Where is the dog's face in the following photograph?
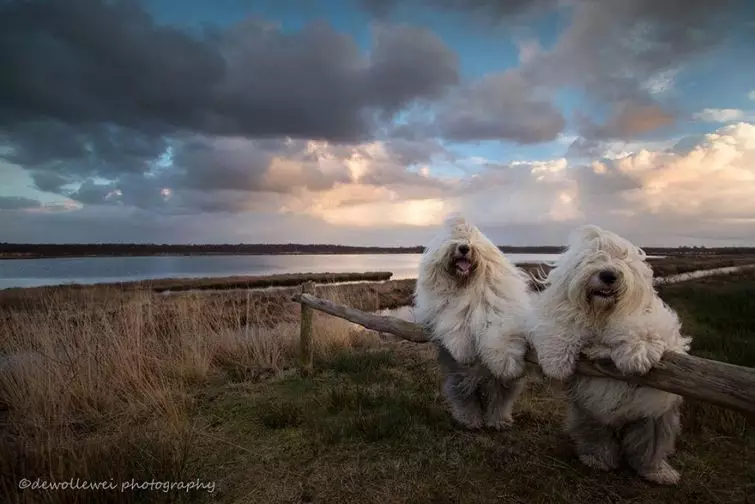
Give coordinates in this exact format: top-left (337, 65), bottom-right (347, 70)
top-left (444, 238), bottom-right (478, 282)
top-left (552, 225), bottom-right (654, 317)
top-left (419, 215), bottom-right (492, 289)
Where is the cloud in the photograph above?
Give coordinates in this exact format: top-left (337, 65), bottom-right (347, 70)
top-left (360, 0), bottom-right (560, 22)
top-left (513, 33), bottom-right (543, 64)
top-left (0, 196), bottom-right (41, 210)
top-left (2, 121), bottom-right (169, 196)
top-left (578, 102), bottom-right (675, 140)
top-left (640, 68), bottom-right (679, 95)
top-left (570, 122), bottom-right (755, 244)
top-left (0, 0), bottom-right (464, 216)
top-left (0, 195), bottom-right (82, 213)
top-left (1, 0), bottom-right (754, 247)
top-left (0, 0), bottom-right (459, 144)
top-left (309, 197), bottom-right (448, 228)
top-left (433, 71), bottom-right (565, 143)
top-left (366, 24), bottom-right (460, 112)
top-left (26, 134), bottom-right (455, 217)
top-left (519, 0), bottom-right (740, 114)
top-left (447, 158), bottom-right (581, 227)
top-left (749, 90), bottom-right (755, 100)
top-left (3, 124), bottom-right (755, 245)
top-left (693, 108), bottom-right (746, 123)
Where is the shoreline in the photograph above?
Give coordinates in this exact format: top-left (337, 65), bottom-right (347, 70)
top-left (3, 245), bottom-right (754, 261)
top-left (5, 255), bottom-right (755, 293)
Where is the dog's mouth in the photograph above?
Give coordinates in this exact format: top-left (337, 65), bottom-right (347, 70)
top-left (588, 288), bottom-right (617, 302)
top-left (454, 258), bottom-right (473, 277)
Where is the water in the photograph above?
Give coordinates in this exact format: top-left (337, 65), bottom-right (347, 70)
top-left (0, 253), bottom-right (560, 289)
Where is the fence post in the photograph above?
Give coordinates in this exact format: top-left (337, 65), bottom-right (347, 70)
top-left (299, 281), bottom-right (315, 376)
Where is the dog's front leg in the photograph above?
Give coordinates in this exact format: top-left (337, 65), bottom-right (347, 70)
top-left (477, 322), bottom-right (527, 381)
top-left (602, 320), bottom-right (667, 375)
top-left (441, 330), bottom-right (477, 366)
top-left (529, 321), bottom-right (587, 381)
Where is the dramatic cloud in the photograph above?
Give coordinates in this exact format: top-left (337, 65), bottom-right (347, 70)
top-left (361, 0), bottom-right (560, 22)
top-left (448, 158), bottom-right (580, 226)
top-left (3, 124), bottom-right (755, 245)
top-left (693, 108), bottom-right (746, 123)
top-left (578, 103), bottom-right (675, 140)
top-left (2, 121), bottom-right (169, 194)
top-left (433, 71), bottom-right (565, 143)
top-left (0, 0), bottom-right (465, 217)
top-left (0, 0), bottom-right (458, 144)
top-left (0, 196), bottom-right (41, 211)
top-left (593, 122), bottom-right (755, 219)
top-left (1, 0), bottom-right (753, 247)
top-left (520, 0), bottom-right (737, 101)
top-left (26, 134), bottom-right (456, 217)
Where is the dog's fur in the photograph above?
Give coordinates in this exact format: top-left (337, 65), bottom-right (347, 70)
top-left (527, 224), bottom-right (691, 485)
top-left (414, 214), bottom-right (532, 429)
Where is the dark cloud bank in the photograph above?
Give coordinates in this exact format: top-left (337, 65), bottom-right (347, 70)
top-left (0, 0), bottom-right (750, 244)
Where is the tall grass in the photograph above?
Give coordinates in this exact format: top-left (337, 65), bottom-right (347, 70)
top-left (0, 286), bottom-right (381, 503)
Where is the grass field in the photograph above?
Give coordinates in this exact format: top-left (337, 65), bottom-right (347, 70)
top-left (1, 264), bottom-right (753, 503)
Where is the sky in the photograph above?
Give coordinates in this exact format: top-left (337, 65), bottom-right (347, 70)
top-left (1, 0), bottom-right (755, 247)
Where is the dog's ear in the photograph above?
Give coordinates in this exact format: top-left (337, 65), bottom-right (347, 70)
top-left (568, 224), bottom-right (604, 247)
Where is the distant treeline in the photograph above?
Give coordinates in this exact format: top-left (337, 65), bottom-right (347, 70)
top-left (1, 243), bottom-right (755, 259)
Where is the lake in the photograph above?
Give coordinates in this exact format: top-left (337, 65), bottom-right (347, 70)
top-left (0, 253), bottom-right (561, 290)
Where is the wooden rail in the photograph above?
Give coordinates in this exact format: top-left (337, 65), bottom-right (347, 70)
top-left (293, 291), bottom-right (755, 416)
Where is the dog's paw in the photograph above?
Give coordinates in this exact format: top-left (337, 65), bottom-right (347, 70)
top-left (537, 356), bottom-right (575, 381)
top-left (485, 415), bottom-right (514, 430)
top-left (454, 415), bottom-right (484, 430)
top-left (639, 461), bottom-right (681, 486)
top-left (611, 333), bottom-right (665, 375)
top-left (448, 403), bottom-right (484, 430)
top-left (492, 353), bottom-right (526, 381)
top-left (577, 454), bottom-right (616, 472)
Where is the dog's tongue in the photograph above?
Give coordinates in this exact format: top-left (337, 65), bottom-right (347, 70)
top-left (456, 258), bottom-right (471, 273)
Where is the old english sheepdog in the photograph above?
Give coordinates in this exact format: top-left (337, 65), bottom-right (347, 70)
top-left (414, 214), bottom-right (533, 430)
top-left (528, 224), bottom-right (691, 485)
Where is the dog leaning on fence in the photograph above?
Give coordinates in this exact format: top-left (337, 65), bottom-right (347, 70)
top-left (527, 224), bottom-right (692, 485)
top-left (413, 214), bottom-right (533, 430)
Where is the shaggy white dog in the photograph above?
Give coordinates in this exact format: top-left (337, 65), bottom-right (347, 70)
top-left (528, 224), bottom-right (691, 485)
top-left (414, 214), bottom-right (533, 429)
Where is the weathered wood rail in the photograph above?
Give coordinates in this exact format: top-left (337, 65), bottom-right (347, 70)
top-left (292, 282), bottom-right (755, 416)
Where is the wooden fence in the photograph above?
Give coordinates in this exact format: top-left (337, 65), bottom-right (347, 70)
top-left (292, 281), bottom-right (755, 416)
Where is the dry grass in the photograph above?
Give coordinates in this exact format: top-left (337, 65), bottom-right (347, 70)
top-left (0, 285), bottom-right (385, 503)
top-left (1, 264), bottom-right (753, 503)
top-left (187, 271), bottom-right (755, 504)
top-left (0, 271), bottom-right (393, 295)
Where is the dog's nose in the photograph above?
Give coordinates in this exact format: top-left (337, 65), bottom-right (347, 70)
top-left (458, 244), bottom-right (470, 255)
top-left (599, 270), bottom-right (617, 285)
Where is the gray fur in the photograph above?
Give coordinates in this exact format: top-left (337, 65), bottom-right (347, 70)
top-left (437, 344), bottom-right (525, 429)
top-left (565, 402), bottom-right (621, 471)
top-left (621, 404), bottom-right (681, 475)
top-left (565, 377), bottom-right (682, 482)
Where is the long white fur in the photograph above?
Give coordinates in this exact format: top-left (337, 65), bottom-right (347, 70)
top-left (528, 224), bottom-right (690, 386)
top-left (414, 213), bottom-right (533, 381)
top-left (527, 224), bottom-right (691, 484)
